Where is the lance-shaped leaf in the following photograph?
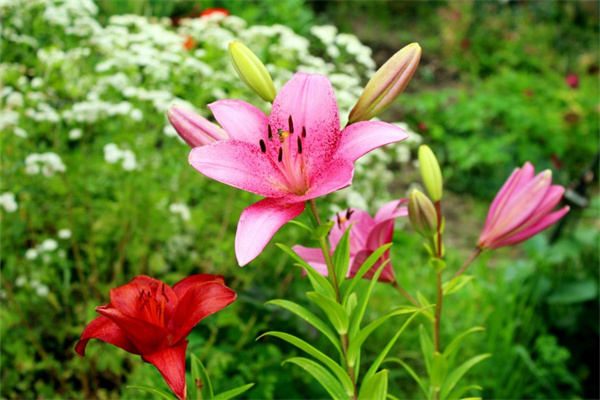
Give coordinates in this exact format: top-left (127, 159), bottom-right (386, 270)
top-left (447, 385), bottom-right (483, 400)
top-left (277, 243), bottom-right (336, 299)
top-left (358, 369), bottom-right (388, 400)
top-left (258, 332), bottom-right (354, 397)
top-left (265, 299), bottom-right (342, 357)
top-left (127, 386), bottom-right (177, 400)
top-left (191, 354), bottom-right (213, 400)
top-left (213, 383), bottom-right (255, 400)
top-left (283, 357), bottom-right (350, 400)
top-left (384, 358), bottom-right (429, 399)
top-left (440, 354), bottom-right (491, 400)
top-left (332, 223), bottom-right (352, 287)
top-left (431, 352), bottom-right (448, 393)
top-left (442, 275), bottom-right (475, 296)
top-left (419, 325), bottom-right (435, 377)
top-left (443, 327), bottom-right (485, 360)
top-left (306, 292), bottom-right (349, 334)
top-left (348, 263), bottom-right (386, 339)
top-left (342, 244), bottom-right (391, 306)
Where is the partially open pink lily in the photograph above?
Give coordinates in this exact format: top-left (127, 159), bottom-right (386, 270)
top-left (187, 73), bottom-right (408, 265)
top-left (292, 199), bottom-right (408, 283)
top-left (167, 106), bottom-right (229, 147)
top-left (478, 162), bottom-right (569, 250)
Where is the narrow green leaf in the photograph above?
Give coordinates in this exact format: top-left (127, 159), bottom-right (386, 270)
top-left (387, 394), bottom-right (400, 400)
top-left (430, 352), bottom-right (448, 391)
top-left (345, 292), bottom-right (358, 316)
top-left (342, 244), bottom-right (392, 306)
top-left (277, 243), bottom-right (336, 299)
top-left (443, 327), bottom-right (485, 360)
top-left (306, 291), bottom-right (349, 334)
top-left (311, 221), bottom-right (335, 240)
top-left (447, 385), bottom-right (482, 400)
top-left (213, 383), bottom-right (255, 400)
top-left (191, 354), bottom-right (213, 399)
top-left (265, 299), bottom-right (342, 357)
top-left (419, 325), bottom-right (434, 377)
top-left (347, 308), bottom-right (417, 368)
top-left (348, 263), bottom-right (387, 339)
top-left (358, 369), bottom-right (388, 400)
top-left (288, 219), bottom-right (312, 232)
top-left (442, 275), bottom-right (475, 296)
top-left (440, 354), bottom-right (491, 400)
top-left (362, 306), bottom-right (433, 384)
top-left (258, 332), bottom-right (354, 397)
top-left (283, 357), bottom-right (350, 400)
top-left (332, 224), bottom-right (353, 287)
top-left (384, 358), bottom-right (428, 398)
top-left (127, 385), bottom-right (177, 400)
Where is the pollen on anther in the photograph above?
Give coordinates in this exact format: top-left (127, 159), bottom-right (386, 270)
top-left (278, 147), bottom-right (283, 162)
top-left (268, 125), bottom-right (273, 140)
top-left (288, 115), bottom-right (294, 133)
top-left (259, 139), bottom-right (266, 153)
top-left (297, 136), bottom-right (302, 154)
top-left (302, 126), bottom-right (306, 138)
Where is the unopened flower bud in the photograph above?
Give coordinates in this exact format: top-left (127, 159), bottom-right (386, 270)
top-left (228, 41), bottom-right (277, 103)
top-left (408, 189), bottom-right (438, 239)
top-left (167, 106), bottom-right (228, 147)
top-left (418, 145), bottom-right (443, 202)
top-left (348, 42), bottom-right (421, 123)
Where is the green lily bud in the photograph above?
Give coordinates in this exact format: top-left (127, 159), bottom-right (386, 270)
top-left (418, 145), bottom-right (443, 202)
top-left (348, 42), bottom-right (421, 123)
top-left (228, 40), bottom-right (277, 103)
top-left (408, 189), bottom-right (438, 239)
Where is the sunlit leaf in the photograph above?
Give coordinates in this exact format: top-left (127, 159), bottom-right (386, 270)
top-left (358, 369), bottom-right (388, 400)
top-left (348, 263), bottom-right (386, 339)
top-left (430, 352), bottom-right (447, 392)
top-left (419, 325), bottom-right (434, 377)
top-left (332, 224), bottom-right (352, 287)
top-left (443, 327), bottom-right (485, 360)
top-left (306, 291), bottom-right (349, 334)
top-left (442, 275), bottom-right (475, 296)
top-left (213, 383), bottom-right (255, 400)
top-left (191, 353), bottom-right (213, 399)
top-left (342, 244), bottom-right (391, 306)
top-left (277, 243), bottom-right (336, 299)
top-left (440, 354), bottom-right (491, 400)
top-left (283, 357), bottom-right (350, 400)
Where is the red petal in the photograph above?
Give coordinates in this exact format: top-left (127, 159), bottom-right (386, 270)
top-left (75, 314), bottom-right (140, 356)
top-left (169, 282), bottom-right (236, 344)
top-left (109, 275), bottom-right (178, 324)
top-left (142, 341), bottom-right (188, 400)
top-left (97, 305), bottom-right (170, 355)
top-left (171, 275), bottom-right (224, 299)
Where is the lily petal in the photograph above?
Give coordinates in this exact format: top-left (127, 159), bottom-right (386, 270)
top-left (374, 199), bottom-right (409, 223)
top-left (269, 73), bottom-right (340, 168)
top-left (170, 281), bottom-right (236, 343)
top-left (292, 158), bottom-right (355, 202)
top-left (172, 274), bottom-right (225, 298)
top-left (292, 245), bottom-right (328, 276)
top-left (235, 198), bottom-right (305, 266)
top-left (208, 99), bottom-right (268, 144)
top-left (338, 121), bottom-right (408, 163)
top-left (189, 140), bottom-right (288, 198)
top-left (109, 276), bottom-right (178, 323)
top-left (75, 314), bottom-right (140, 356)
top-left (142, 341), bottom-right (188, 400)
top-left (329, 209), bottom-right (374, 250)
top-left (351, 249), bottom-right (395, 283)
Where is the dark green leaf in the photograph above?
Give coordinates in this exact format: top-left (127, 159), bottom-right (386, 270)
top-left (546, 280), bottom-right (598, 304)
top-left (283, 357), bottom-right (350, 400)
top-left (384, 358), bottom-right (429, 398)
top-left (440, 354), bottom-right (491, 400)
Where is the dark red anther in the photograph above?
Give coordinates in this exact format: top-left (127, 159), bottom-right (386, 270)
top-left (288, 115), bottom-right (294, 133)
top-left (268, 125), bottom-right (273, 140)
top-left (297, 136), bottom-right (302, 154)
top-left (302, 126), bottom-right (306, 138)
top-left (278, 147), bottom-right (283, 162)
top-left (260, 139), bottom-right (266, 153)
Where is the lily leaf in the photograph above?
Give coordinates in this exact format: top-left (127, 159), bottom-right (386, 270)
top-left (384, 358), bottom-right (429, 399)
top-left (442, 275), bottom-right (475, 296)
top-left (342, 244), bottom-right (391, 306)
top-left (283, 357), bottom-right (350, 400)
top-left (332, 223), bottom-right (352, 287)
top-left (440, 354), bottom-right (491, 400)
top-left (447, 385), bottom-right (482, 400)
top-left (358, 369), bottom-right (388, 400)
top-left (265, 299), bottom-right (342, 357)
top-left (345, 292), bottom-right (358, 316)
top-left (306, 291), bottom-right (349, 334)
top-left (430, 352), bottom-right (448, 392)
top-left (347, 308), bottom-right (418, 368)
top-left (311, 221), bottom-right (335, 240)
top-left (288, 219), bottom-right (313, 232)
top-left (277, 243), bottom-right (336, 299)
top-left (127, 385), bottom-right (176, 400)
top-left (419, 325), bottom-right (434, 377)
top-left (213, 383), bottom-right (255, 400)
top-left (348, 263), bottom-right (386, 339)
top-left (443, 327), bottom-right (485, 360)
top-left (191, 354), bottom-right (213, 399)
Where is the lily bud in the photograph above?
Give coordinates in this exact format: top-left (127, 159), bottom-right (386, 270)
top-left (408, 189), bottom-right (438, 239)
top-left (418, 145), bottom-right (443, 202)
top-left (228, 40), bottom-right (277, 103)
top-left (348, 42), bottom-right (421, 123)
top-left (167, 106), bottom-right (228, 147)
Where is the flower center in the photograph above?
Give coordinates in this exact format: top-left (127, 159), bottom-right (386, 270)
top-left (137, 281), bottom-right (169, 326)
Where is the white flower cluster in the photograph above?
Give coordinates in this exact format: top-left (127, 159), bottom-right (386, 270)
top-left (169, 203), bottom-right (191, 221)
top-left (103, 143), bottom-right (137, 171)
top-left (25, 153), bottom-right (66, 176)
top-left (15, 275), bottom-right (50, 297)
top-left (0, 192), bottom-right (18, 213)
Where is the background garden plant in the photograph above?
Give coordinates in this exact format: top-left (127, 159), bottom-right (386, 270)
top-left (1, 0), bottom-right (598, 399)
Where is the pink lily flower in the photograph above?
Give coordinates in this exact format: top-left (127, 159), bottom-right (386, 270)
top-left (292, 199), bottom-right (408, 283)
top-left (478, 162), bottom-right (569, 250)
top-left (167, 106), bottom-right (229, 147)
top-left (187, 72), bottom-right (408, 266)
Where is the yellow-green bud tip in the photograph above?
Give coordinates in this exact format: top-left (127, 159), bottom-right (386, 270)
top-left (228, 40), bottom-right (277, 103)
top-left (418, 145), bottom-right (443, 202)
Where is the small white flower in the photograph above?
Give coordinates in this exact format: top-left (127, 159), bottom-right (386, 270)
top-left (25, 163), bottom-right (40, 175)
top-left (31, 77), bottom-right (44, 89)
top-left (0, 192), bottom-right (18, 213)
top-left (163, 124), bottom-right (177, 137)
top-left (14, 127), bottom-right (27, 137)
top-left (40, 239), bottom-right (58, 252)
top-left (25, 248), bottom-right (38, 260)
top-left (68, 128), bottom-right (82, 140)
top-left (58, 229), bottom-right (71, 239)
top-left (130, 108), bottom-right (143, 121)
top-left (169, 203), bottom-right (191, 221)
top-left (15, 276), bottom-right (27, 287)
top-left (121, 150), bottom-right (137, 171)
top-left (103, 143), bottom-right (122, 163)
top-left (35, 284), bottom-right (50, 297)
top-left (6, 91), bottom-right (24, 107)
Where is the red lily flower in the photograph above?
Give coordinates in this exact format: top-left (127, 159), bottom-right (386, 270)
top-left (75, 275), bottom-right (236, 400)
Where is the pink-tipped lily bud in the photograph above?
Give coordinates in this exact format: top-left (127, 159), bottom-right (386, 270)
top-left (419, 145), bottom-right (443, 202)
top-left (408, 189), bottom-right (438, 239)
top-left (478, 162), bottom-right (570, 250)
top-left (167, 106), bottom-right (228, 147)
top-left (228, 41), bottom-right (277, 103)
top-left (348, 42), bottom-right (421, 124)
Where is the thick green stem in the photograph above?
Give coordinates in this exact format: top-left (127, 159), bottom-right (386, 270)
top-left (434, 270), bottom-right (443, 352)
top-left (453, 247), bottom-right (483, 278)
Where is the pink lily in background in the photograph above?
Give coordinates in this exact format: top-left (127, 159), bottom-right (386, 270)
top-left (478, 162), bottom-right (569, 250)
top-left (185, 72), bottom-right (408, 265)
top-left (167, 106), bottom-right (229, 147)
top-left (293, 199), bottom-right (408, 283)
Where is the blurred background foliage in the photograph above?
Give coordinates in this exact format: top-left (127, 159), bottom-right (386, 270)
top-left (1, 0), bottom-right (598, 399)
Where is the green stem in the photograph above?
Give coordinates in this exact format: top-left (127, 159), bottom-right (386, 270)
top-left (434, 200), bottom-right (443, 258)
top-left (392, 281), bottom-right (422, 308)
top-left (434, 270), bottom-right (443, 352)
top-left (453, 247), bottom-right (483, 278)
